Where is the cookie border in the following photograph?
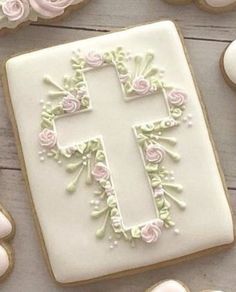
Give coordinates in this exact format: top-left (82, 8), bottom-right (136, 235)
top-left (1, 20), bottom-right (235, 286)
top-left (0, 0), bottom-right (90, 37)
top-left (145, 279), bottom-right (190, 292)
top-left (0, 204), bottom-right (15, 282)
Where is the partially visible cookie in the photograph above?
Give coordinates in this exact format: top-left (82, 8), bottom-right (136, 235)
top-left (221, 41), bottom-right (236, 89)
top-left (163, 0), bottom-right (236, 13)
top-left (146, 280), bottom-right (190, 292)
top-left (0, 0), bottom-right (89, 35)
top-left (0, 204), bottom-right (15, 281)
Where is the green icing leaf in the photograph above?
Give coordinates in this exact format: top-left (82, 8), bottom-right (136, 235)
top-left (77, 143), bottom-right (87, 154)
top-left (95, 150), bottom-right (105, 161)
top-left (145, 163), bottom-right (159, 173)
top-left (131, 226), bottom-right (141, 239)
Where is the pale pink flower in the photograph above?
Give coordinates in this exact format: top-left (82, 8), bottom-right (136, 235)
top-left (62, 95), bottom-right (80, 113)
top-left (92, 162), bottom-right (109, 181)
top-left (2, 0), bottom-right (29, 21)
top-left (145, 144), bottom-right (165, 163)
top-left (29, 0), bottom-right (73, 18)
top-left (132, 76), bottom-right (151, 95)
top-left (141, 219), bottom-right (163, 243)
top-left (39, 128), bottom-right (57, 149)
top-left (85, 51), bottom-right (104, 67)
top-left (168, 89), bottom-right (188, 107)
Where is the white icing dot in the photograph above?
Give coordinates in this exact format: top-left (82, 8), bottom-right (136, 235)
top-left (40, 157), bottom-right (45, 162)
top-left (110, 245), bottom-right (114, 250)
top-left (158, 132), bottom-right (162, 136)
top-left (57, 160), bottom-right (62, 165)
top-left (170, 176), bottom-right (175, 181)
top-left (90, 200), bottom-right (94, 205)
top-left (82, 161), bottom-right (87, 166)
top-left (174, 228), bottom-right (180, 235)
top-left (95, 200), bottom-right (100, 205)
top-left (46, 101), bottom-right (51, 105)
top-left (170, 171), bottom-right (174, 175)
top-left (183, 117), bottom-right (187, 123)
top-left (38, 151), bottom-right (42, 155)
top-left (94, 206), bottom-right (99, 210)
top-left (187, 113), bottom-right (192, 119)
top-left (42, 105), bottom-right (46, 110)
top-left (188, 121), bottom-right (193, 127)
top-left (164, 177), bottom-right (169, 181)
top-left (114, 240), bottom-right (118, 246)
top-left (39, 99), bottom-right (44, 104)
top-left (108, 236), bottom-right (112, 241)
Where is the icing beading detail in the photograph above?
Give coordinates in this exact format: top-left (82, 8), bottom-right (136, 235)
top-left (38, 47), bottom-right (190, 246)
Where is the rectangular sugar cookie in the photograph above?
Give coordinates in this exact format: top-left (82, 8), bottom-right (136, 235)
top-left (2, 20), bottom-right (234, 285)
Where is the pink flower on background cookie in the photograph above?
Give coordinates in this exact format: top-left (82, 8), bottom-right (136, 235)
top-left (2, 0), bottom-right (29, 21)
top-left (62, 95), bottom-right (81, 113)
top-left (168, 89), bottom-right (188, 107)
top-left (29, 0), bottom-right (73, 18)
top-left (141, 219), bottom-right (163, 243)
top-left (85, 51), bottom-right (104, 67)
top-left (92, 162), bottom-right (110, 181)
top-left (132, 76), bottom-right (151, 95)
top-left (145, 144), bottom-right (165, 163)
top-left (39, 128), bottom-right (57, 148)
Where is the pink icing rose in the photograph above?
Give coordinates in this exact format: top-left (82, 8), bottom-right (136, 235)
top-left (92, 162), bottom-right (109, 181)
top-left (141, 219), bottom-right (163, 243)
top-left (168, 89), bottom-right (188, 107)
top-left (145, 144), bottom-right (165, 163)
top-left (2, 0), bottom-right (29, 21)
top-left (154, 186), bottom-right (164, 198)
top-left (62, 95), bottom-right (80, 113)
top-left (29, 0), bottom-right (73, 18)
top-left (132, 76), bottom-right (151, 95)
top-left (39, 128), bottom-right (57, 148)
top-left (85, 51), bottom-right (104, 67)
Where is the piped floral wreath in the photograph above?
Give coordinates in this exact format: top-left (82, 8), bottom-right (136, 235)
top-left (0, 0), bottom-right (73, 23)
top-left (38, 47), bottom-right (190, 246)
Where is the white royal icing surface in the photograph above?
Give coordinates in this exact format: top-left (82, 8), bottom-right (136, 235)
top-left (5, 21), bottom-right (234, 284)
top-left (0, 245), bottom-right (9, 278)
top-left (0, 212), bottom-right (12, 239)
top-left (223, 40), bottom-right (236, 85)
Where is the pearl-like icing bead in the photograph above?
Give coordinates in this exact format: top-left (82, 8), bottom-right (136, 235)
top-left (174, 228), bottom-right (180, 235)
top-left (0, 212), bottom-right (12, 239)
top-left (40, 157), bottom-right (45, 162)
top-left (0, 245), bottom-right (10, 278)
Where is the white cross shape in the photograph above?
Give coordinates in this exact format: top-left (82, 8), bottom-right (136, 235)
top-left (55, 65), bottom-right (171, 228)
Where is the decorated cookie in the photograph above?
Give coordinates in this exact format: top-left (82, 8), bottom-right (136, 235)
top-left (146, 280), bottom-right (224, 292)
top-left (164, 0), bottom-right (236, 13)
top-left (0, 205), bottom-right (15, 281)
top-left (2, 20), bottom-right (234, 285)
top-left (221, 41), bottom-right (236, 88)
top-left (0, 0), bottom-right (89, 34)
